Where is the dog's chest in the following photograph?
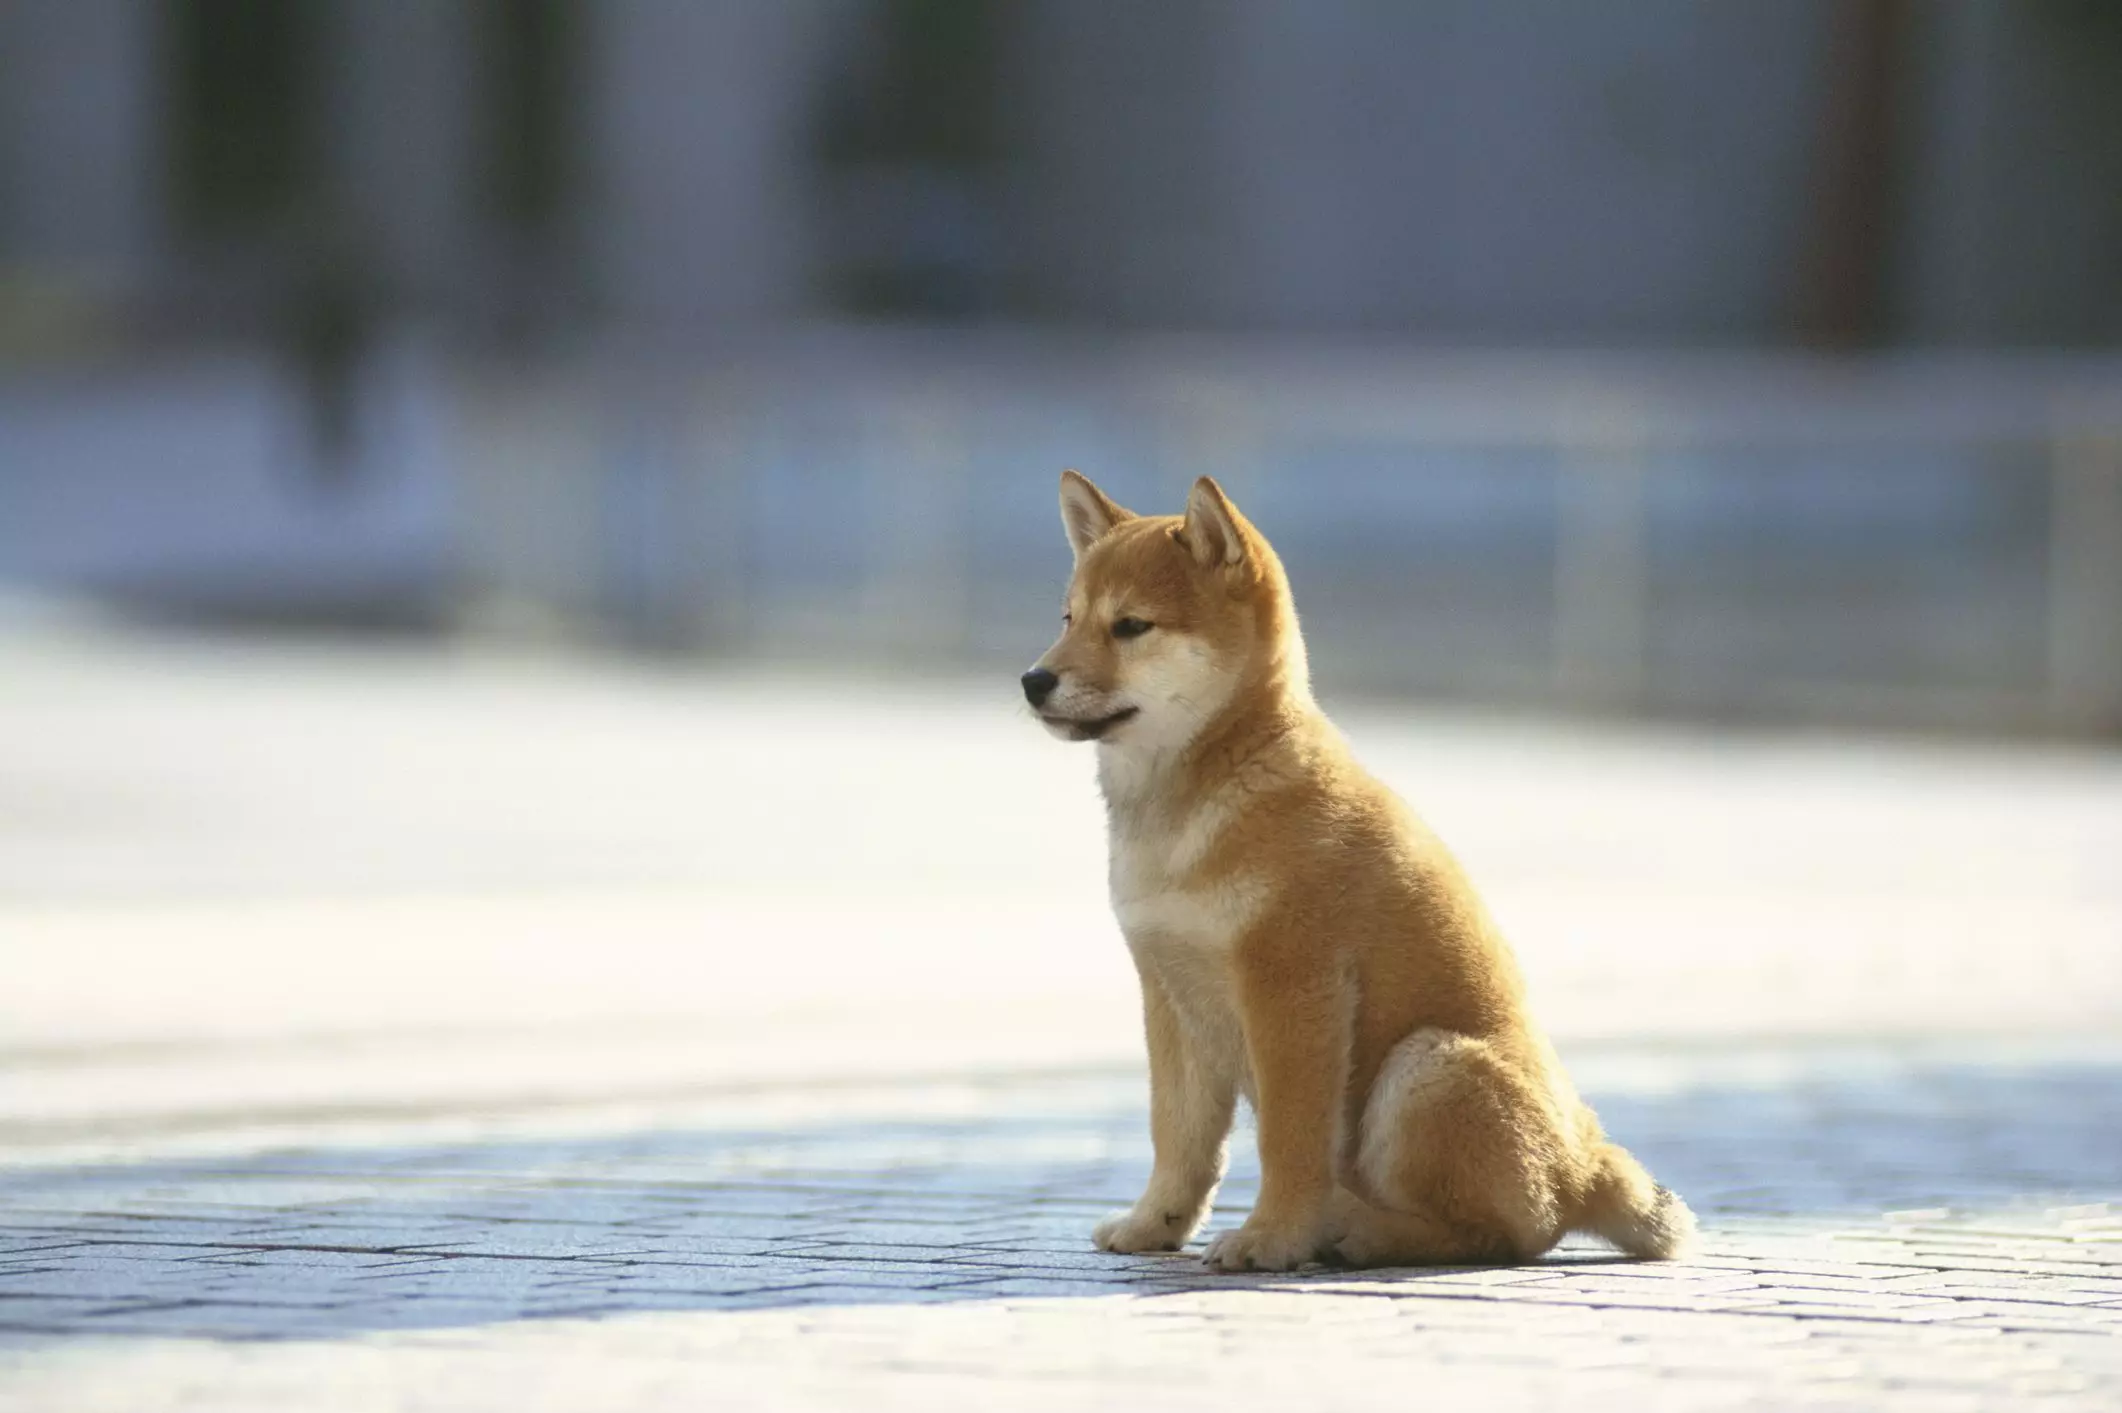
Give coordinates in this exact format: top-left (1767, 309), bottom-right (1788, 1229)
top-left (1107, 805), bottom-right (1264, 1091)
top-left (1106, 806), bottom-right (1260, 955)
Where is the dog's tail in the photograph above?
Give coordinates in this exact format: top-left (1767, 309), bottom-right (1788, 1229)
top-left (1571, 1142), bottom-right (1696, 1259)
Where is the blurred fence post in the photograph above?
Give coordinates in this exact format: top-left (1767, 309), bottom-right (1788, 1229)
top-left (451, 359), bottom-right (603, 639)
top-left (1156, 373), bottom-right (1260, 514)
top-left (863, 392), bottom-right (973, 659)
top-left (687, 374), bottom-right (758, 653)
top-left (2045, 420), bottom-right (2122, 733)
top-left (597, 365), bottom-right (724, 650)
top-left (1552, 403), bottom-right (1651, 710)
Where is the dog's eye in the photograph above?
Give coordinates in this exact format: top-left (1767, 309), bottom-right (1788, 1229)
top-left (1062, 613), bottom-right (1073, 627)
top-left (1112, 617), bottom-right (1153, 640)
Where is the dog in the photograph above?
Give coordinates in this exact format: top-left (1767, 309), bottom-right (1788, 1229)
top-left (1023, 469), bottom-right (1695, 1272)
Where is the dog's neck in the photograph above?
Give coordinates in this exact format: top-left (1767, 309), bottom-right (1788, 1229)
top-left (1095, 666), bottom-right (1315, 827)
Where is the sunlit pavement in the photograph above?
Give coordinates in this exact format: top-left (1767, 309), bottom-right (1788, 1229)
top-left (3, 626), bottom-right (2121, 1410)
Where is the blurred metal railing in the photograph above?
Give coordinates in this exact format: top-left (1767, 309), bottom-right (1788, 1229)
top-left (450, 341), bottom-right (2122, 735)
top-left (2049, 424), bottom-right (2122, 731)
top-left (8, 338), bottom-right (2112, 734)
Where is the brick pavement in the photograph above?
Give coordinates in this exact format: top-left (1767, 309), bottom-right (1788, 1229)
top-left (4, 1050), bottom-right (2121, 1410)
top-left (3, 630), bottom-right (2121, 1409)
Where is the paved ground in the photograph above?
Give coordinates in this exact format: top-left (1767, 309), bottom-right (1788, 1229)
top-left (4, 1058), bottom-right (2121, 1411)
top-left (3, 625), bottom-right (2121, 1410)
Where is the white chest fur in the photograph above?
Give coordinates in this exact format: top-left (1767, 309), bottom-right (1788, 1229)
top-left (1106, 786), bottom-right (1265, 951)
top-left (1105, 792), bottom-right (1268, 1097)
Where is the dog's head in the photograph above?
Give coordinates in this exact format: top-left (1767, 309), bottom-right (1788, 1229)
top-left (1022, 470), bottom-right (1302, 753)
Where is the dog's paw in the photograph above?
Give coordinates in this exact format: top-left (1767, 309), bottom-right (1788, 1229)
top-left (1321, 1226), bottom-right (1387, 1270)
top-left (1092, 1207), bottom-right (1193, 1254)
top-left (1201, 1220), bottom-right (1327, 1273)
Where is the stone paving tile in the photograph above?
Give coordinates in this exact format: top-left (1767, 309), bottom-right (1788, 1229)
top-left (3, 1049), bottom-right (2121, 1409)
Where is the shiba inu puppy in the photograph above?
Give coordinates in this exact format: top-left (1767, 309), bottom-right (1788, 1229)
top-left (1023, 470), bottom-right (1694, 1272)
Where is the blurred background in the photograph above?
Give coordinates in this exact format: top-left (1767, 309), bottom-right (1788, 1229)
top-left (3, 0), bottom-right (2121, 731)
top-left (4, 13), bottom-right (2122, 1385)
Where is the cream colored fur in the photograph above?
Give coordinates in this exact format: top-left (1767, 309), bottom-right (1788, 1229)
top-left (1031, 469), bottom-right (1696, 1271)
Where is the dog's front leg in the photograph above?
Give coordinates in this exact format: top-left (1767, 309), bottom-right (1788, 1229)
top-left (1202, 957), bottom-right (1348, 1272)
top-left (1094, 967), bottom-right (1236, 1253)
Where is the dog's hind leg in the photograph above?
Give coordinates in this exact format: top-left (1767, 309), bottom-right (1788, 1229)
top-left (1332, 1027), bottom-right (1570, 1267)
top-left (1324, 1190), bottom-right (1519, 1268)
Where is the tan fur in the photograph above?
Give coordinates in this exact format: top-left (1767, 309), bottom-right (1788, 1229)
top-left (1033, 469), bottom-right (1696, 1271)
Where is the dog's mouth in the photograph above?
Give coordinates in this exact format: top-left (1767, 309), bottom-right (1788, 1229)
top-left (1040, 706), bottom-right (1139, 742)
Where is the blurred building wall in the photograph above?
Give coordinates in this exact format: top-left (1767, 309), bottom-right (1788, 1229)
top-left (3, 1), bottom-right (2121, 735)
top-left (585, 0), bottom-right (848, 333)
top-left (1895, 0), bottom-right (2122, 345)
top-left (4, 0), bottom-right (2121, 347)
top-left (1010, 0), bottom-right (1829, 340)
top-left (324, 1), bottom-right (482, 322)
top-left (1003, 0), bottom-right (1240, 327)
top-left (0, 0), bottom-right (163, 312)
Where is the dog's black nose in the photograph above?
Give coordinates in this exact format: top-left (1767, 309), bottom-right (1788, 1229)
top-left (1021, 667), bottom-right (1059, 707)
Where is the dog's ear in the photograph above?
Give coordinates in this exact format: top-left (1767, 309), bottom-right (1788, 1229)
top-left (1058, 469), bottom-right (1134, 560)
top-left (1179, 476), bottom-right (1251, 569)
